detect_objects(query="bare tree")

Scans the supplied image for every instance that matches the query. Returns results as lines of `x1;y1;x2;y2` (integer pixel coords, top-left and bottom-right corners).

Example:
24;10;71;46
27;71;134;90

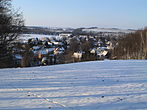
0;0;24;68
111;29;147;60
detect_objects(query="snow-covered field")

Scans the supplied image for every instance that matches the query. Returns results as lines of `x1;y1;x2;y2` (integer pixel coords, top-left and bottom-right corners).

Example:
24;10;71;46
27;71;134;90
18;34;60;42
82;28;135;33
0;60;147;110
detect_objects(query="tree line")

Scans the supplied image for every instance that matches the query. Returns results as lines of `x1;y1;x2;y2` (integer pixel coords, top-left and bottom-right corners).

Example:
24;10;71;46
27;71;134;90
111;28;147;59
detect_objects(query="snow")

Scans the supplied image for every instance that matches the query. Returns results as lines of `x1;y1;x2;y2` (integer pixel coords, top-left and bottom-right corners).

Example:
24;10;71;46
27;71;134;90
0;60;147;110
18;34;60;42
83;28;135;33
14;54;22;60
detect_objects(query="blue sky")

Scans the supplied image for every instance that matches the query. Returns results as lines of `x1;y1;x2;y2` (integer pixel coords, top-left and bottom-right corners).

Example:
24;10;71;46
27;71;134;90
12;0;147;29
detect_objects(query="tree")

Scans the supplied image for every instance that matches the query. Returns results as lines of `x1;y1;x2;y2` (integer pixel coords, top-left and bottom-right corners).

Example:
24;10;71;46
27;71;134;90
0;0;24;68
111;29;147;59
21;44;33;67
68;37;80;52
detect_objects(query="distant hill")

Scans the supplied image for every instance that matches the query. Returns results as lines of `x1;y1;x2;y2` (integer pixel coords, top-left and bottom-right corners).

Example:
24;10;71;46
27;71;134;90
82;27;135;33
22;26;135;39
23;26;74;35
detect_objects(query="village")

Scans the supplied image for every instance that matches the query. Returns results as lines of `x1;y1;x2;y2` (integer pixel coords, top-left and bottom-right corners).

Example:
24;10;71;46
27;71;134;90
12;33;114;67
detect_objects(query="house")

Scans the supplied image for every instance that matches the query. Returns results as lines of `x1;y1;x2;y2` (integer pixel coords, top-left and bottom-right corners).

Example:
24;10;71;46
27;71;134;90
72;52;83;59
90;47;109;60
59;33;72;38
72;52;83;62
54;47;64;55
106;41;113;49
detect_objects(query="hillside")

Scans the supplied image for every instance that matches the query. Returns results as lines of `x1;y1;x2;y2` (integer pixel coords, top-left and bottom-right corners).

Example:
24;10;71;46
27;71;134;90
23;26;135;36
82;27;135;33
0;60;147;110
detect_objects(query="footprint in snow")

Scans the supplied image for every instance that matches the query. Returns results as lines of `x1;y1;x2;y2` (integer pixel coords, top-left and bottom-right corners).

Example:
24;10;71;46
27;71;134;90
101;96;104;98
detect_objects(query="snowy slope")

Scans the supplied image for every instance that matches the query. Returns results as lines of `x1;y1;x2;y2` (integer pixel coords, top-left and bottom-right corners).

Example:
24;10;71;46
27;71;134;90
83;28;135;33
0;60;147;110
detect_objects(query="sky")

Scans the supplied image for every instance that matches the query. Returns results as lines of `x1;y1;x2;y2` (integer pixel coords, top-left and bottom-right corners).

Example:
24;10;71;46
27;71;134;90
12;0;147;29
